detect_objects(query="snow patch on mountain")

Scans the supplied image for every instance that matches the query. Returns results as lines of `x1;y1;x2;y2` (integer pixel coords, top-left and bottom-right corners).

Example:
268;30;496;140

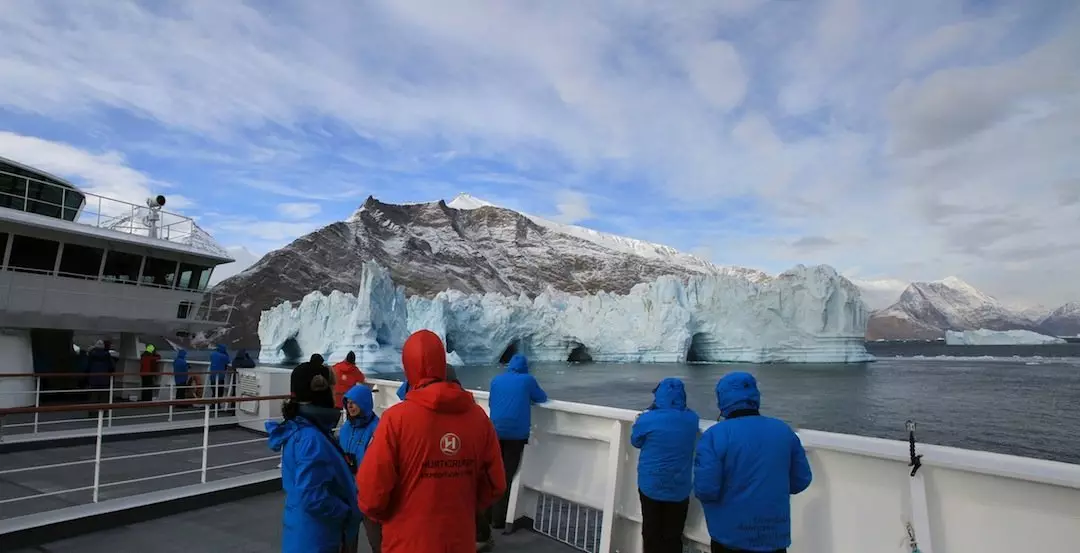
945;329;1066;346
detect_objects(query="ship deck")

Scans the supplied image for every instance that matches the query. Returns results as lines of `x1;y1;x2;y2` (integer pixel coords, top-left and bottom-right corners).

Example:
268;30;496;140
9;491;577;553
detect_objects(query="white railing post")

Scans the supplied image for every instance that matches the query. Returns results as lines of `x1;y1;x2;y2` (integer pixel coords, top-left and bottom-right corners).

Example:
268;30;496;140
168;379;175;422
92;409;104;502
598;420;625;553
107;375;115;427
33;377;41;434
909;471;935;553
201;404;211;483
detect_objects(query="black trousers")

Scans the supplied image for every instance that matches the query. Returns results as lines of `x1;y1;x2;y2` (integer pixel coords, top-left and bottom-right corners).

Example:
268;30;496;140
141;376;155;402
639;490;689;553
477;438;528;540
710;542;786;553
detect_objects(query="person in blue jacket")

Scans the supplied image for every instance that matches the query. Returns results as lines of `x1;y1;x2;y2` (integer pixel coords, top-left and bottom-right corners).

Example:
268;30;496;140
208;344;230;402
631;377;700;553
339;384;381;553
85;340;114;411
267;360;362;553
172;349;189;400
480;353;547;543
694;372;812;553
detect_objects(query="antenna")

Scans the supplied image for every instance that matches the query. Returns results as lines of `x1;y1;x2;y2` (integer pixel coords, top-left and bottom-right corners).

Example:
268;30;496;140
143;195;166;239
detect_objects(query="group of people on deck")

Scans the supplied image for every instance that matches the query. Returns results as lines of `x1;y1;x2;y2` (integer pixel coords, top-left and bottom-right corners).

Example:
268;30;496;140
268;329;812;553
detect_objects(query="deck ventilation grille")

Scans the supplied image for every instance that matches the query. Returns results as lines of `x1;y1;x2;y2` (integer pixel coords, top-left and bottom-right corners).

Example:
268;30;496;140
533;492;601;552
237;374;260;415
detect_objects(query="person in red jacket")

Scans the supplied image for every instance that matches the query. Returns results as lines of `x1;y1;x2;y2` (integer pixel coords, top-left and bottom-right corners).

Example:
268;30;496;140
332;351;365;409
356;330;506;553
138;344;162;402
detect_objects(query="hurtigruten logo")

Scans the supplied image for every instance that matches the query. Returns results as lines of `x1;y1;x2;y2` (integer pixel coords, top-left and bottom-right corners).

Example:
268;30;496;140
440;432;461;456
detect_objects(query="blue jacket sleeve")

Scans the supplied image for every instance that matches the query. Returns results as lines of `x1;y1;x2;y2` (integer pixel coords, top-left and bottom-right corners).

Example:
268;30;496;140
529;376;547;403
693;427;726;503
630;412;651;449
396;383;407;401
789;432;813;495
292;434;351;521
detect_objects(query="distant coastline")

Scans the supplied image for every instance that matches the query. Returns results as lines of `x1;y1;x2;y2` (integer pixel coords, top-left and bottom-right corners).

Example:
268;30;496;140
865;340;1080;358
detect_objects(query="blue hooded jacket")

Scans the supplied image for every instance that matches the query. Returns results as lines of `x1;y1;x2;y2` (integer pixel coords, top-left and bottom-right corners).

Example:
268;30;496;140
338;385;380;471
267;410;362;553
630;378;700;502
488;354;548;440
86;344;113;388
173;350;189;386
208;344;229;382
693;372;813;551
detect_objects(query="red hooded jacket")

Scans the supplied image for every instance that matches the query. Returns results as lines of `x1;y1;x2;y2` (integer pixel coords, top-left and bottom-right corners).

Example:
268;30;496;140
356;330;505;552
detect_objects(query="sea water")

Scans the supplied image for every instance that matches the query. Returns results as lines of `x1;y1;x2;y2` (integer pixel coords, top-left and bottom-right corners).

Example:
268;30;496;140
379;356;1080;465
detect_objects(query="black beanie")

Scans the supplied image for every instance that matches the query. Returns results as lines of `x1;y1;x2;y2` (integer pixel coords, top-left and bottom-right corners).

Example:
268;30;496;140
346;351;356;364
290;360;334;408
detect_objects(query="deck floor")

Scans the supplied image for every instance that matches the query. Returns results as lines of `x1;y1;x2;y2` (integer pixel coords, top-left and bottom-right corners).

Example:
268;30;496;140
9;492;580;553
0;426;278;520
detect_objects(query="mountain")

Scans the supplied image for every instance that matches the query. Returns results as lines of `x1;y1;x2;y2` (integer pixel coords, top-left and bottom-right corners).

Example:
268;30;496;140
867;276;1051;340
1039;303;1080;337
209;194;772;348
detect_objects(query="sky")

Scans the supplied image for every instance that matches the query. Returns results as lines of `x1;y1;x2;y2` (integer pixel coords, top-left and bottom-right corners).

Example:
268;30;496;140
0;0;1077;309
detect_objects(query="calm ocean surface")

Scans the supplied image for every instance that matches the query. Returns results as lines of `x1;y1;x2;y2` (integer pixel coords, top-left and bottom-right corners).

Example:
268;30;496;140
376;356;1080;465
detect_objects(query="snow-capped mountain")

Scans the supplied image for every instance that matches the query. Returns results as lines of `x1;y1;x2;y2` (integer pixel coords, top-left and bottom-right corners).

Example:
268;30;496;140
867;276;1049;340
1039;302;1080;337
212;194;776;347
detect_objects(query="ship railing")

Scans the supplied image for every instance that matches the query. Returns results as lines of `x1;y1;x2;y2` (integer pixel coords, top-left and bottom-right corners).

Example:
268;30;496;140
0;393;289;516
0;168;207;249
366;377;1080;553
0;266;237;324
0;370;242;437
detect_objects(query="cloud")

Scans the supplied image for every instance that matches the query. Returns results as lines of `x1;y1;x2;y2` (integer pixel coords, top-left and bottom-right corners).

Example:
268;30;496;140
550;190;593;224
276;202;321;220
0;0;1077;307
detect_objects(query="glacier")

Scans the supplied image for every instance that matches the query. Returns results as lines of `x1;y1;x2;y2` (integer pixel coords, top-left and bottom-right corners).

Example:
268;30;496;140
257;261;872;369
945;329;1066;346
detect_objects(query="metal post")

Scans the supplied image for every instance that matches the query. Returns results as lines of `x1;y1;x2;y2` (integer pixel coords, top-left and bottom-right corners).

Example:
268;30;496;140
200;404;211;483
96;196;102;227
92;409;104;502
107;375;114;427
168;379;175;422
33;377;41;434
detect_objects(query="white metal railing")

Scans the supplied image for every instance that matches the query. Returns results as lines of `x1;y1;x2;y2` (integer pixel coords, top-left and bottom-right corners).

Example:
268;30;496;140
367;378;1080;553
0;168;210;252
0;369;240;437
0;393;287;512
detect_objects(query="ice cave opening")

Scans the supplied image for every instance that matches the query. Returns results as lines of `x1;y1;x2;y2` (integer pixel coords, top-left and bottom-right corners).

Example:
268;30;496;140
686;333;709;363
281;336;303;364
567;341;593;363
498;339;523;364
445;334;457;354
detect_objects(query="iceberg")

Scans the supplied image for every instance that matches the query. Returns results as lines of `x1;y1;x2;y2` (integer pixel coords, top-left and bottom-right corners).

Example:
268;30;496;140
257;261;409;366
944;329;1066;346
258;262;873;369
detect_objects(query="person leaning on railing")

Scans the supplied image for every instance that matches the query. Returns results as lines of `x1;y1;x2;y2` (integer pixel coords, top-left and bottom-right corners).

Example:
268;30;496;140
139;344;161;402
693;372;813;553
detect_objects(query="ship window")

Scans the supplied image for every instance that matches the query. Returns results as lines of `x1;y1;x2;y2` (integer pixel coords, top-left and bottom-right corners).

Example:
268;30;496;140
58;243;104;278
177;263;212;291
102;251;142;284
0;172;27;211
25;179;65;219
0;233;7;267
7;235;60;274
141;257;178;288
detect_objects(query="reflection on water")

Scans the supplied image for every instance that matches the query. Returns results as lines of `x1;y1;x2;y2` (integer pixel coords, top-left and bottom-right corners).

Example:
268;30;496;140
376;358;1080;465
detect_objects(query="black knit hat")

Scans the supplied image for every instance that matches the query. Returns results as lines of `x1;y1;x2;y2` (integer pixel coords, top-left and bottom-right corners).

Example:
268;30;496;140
290;356;333;408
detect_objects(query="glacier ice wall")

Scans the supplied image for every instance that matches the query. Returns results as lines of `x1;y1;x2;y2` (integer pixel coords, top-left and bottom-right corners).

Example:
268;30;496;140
257;260;408;365
258;262;872;367
945;329;1066;346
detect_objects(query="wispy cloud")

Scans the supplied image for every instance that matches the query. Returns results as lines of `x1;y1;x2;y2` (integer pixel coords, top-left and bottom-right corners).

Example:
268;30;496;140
0;0;1076;305
276;202;322;220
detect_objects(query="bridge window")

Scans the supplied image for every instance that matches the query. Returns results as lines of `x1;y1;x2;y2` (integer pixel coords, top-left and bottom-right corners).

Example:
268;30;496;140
0;233;7;267
59;243;104;278
0;172;27;211
141;257;178;288
102;251;141;284
177;263;212;291
7;235;59;274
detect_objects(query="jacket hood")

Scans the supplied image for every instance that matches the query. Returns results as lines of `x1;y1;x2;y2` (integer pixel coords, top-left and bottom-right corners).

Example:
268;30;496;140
344;385;374;418
716;372;761;417
215;344;228;354
402;330;447;386
652;377;688;410
176;350;187;359
266;418;301;452
507;354;529;374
